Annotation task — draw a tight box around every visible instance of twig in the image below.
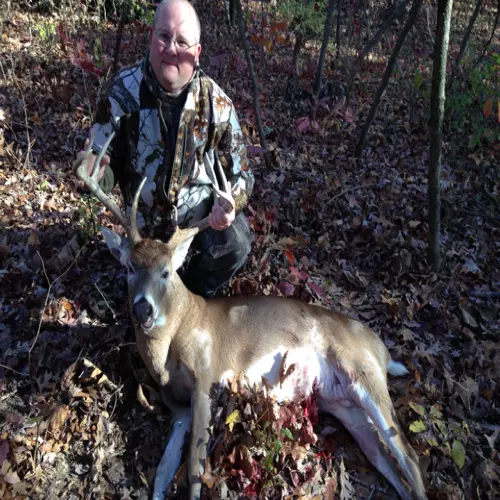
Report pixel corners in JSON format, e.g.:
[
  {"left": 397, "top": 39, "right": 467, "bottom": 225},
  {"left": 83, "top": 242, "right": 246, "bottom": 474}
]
[
  {"left": 468, "top": 290, "right": 500, "bottom": 298},
  {"left": 29, "top": 245, "right": 88, "bottom": 372},
  {"left": 454, "top": 209, "right": 500, "bottom": 225},
  {"left": 0, "top": 363, "right": 28, "bottom": 376},
  {"left": 94, "top": 283, "right": 117, "bottom": 319},
  {"left": 327, "top": 183, "right": 376, "bottom": 206},
  {"left": 350, "top": 475, "right": 394, "bottom": 498},
  {"left": 85, "top": 195, "right": 98, "bottom": 235},
  {"left": 9, "top": 56, "right": 34, "bottom": 171}
]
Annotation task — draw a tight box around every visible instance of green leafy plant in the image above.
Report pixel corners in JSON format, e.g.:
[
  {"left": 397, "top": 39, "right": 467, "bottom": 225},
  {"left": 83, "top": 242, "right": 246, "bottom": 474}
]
[
  {"left": 408, "top": 402, "right": 469, "bottom": 470},
  {"left": 75, "top": 195, "right": 101, "bottom": 239},
  {"left": 446, "top": 54, "right": 500, "bottom": 151},
  {"left": 35, "top": 21, "right": 56, "bottom": 43},
  {"left": 277, "top": 0, "right": 325, "bottom": 38}
]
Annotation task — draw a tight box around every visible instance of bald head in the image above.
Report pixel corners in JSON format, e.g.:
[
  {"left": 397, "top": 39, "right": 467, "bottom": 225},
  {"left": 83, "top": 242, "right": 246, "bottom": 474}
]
[{"left": 153, "top": 0, "right": 201, "bottom": 43}]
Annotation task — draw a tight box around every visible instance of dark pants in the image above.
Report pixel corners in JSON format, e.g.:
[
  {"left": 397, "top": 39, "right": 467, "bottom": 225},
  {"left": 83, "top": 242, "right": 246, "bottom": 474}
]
[{"left": 179, "top": 213, "right": 253, "bottom": 297}]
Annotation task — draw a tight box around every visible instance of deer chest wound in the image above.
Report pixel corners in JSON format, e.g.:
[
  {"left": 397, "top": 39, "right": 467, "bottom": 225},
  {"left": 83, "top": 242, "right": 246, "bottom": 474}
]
[{"left": 243, "top": 346, "right": 323, "bottom": 404}]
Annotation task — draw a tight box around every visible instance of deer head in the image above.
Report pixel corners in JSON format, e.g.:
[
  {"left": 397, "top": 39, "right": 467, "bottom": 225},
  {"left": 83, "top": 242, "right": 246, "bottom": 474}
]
[{"left": 74, "top": 132, "right": 233, "bottom": 330}]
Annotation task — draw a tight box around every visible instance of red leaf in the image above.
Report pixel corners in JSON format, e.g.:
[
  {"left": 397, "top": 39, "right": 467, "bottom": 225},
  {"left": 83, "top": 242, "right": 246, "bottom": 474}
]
[
  {"left": 307, "top": 281, "right": 325, "bottom": 296},
  {"left": 78, "top": 59, "right": 105, "bottom": 76},
  {"left": 303, "top": 396, "right": 319, "bottom": 424},
  {"left": 483, "top": 97, "right": 494, "bottom": 118},
  {"left": 278, "top": 281, "right": 295, "bottom": 297},
  {"left": 269, "top": 21, "right": 288, "bottom": 33},
  {"left": 290, "top": 266, "right": 309, "bottom": 281},
  {"left": 283, "top": 249, "right": 295, "bottom": 265},
  {"left": 299, "top": 419, "right": 317, "bottom": 446},
  {"left": 296, "top": 117, "right": 310, "bottom": 134}
]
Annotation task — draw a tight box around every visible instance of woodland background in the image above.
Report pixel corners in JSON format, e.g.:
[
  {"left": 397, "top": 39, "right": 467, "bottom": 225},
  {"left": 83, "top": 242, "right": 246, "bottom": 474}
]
[{"left": 0, "top": 0, "right": 499, "bottom": 498}]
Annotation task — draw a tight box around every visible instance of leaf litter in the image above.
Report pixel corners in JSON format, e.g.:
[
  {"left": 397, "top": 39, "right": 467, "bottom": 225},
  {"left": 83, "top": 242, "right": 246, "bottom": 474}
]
[{"left": 1, "top": 3, "right": 499, "bottom": 500}]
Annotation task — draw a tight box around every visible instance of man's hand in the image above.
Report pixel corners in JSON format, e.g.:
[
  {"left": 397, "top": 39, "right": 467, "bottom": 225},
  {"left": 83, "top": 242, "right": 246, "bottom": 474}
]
[
  {"left": 208, "top": 197, "right": 235, "bottom": 231},
  {"left": 75, "top": 138, "right": 110, "bottom": 190}
]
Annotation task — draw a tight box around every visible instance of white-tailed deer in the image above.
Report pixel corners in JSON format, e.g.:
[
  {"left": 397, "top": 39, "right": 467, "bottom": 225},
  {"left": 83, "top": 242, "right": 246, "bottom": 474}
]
[{"left": 75, "top": 135, "right": 427, "bottom": 500}]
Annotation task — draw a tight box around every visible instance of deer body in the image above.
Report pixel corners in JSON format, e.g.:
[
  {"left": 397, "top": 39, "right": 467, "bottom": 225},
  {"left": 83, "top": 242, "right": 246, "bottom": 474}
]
[
  {"left": 122, "top": 238, "right": 426, "bottom": 500},
  {"left": 75, "top": 138, "right": 427, "bottom": 500}
]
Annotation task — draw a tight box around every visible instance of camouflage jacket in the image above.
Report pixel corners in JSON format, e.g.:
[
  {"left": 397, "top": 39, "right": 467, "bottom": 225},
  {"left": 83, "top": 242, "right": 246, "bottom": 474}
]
[{"left": 90, "top": 56, "right": 254, "bottom": 229}]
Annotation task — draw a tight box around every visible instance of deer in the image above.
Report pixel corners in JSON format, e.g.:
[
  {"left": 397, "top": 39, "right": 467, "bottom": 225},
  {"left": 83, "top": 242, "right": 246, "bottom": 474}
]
[{"left": 74, "top": 133, "right": 427, "bottom": 500}]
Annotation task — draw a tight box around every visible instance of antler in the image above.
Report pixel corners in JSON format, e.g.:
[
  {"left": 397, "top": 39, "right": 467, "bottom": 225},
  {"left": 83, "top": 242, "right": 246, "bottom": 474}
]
[
  {"left": 178, "top": 153, "right": 235, "bottom": 232},
  {"left": 74, "top": 132, "right": 145, "bottom": 245}
]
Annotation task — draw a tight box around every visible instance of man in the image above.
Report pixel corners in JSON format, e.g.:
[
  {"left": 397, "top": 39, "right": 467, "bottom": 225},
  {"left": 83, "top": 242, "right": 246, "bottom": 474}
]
[{"left": 78, "top": 0, "right": 254, "bottom": 297}]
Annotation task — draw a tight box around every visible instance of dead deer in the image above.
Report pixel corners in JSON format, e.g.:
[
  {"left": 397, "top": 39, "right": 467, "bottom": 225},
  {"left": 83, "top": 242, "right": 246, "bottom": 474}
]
[{"left": 74, "top": 134, "right": 427, "bottom": 500}]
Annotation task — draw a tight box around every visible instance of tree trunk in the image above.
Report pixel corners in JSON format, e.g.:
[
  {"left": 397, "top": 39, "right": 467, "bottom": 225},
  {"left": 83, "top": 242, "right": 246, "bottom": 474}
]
[
  {"left": 313, "top": 0, "right": 336, "bottom": 95},
  {"left": 474, "top": 0, "right": 500, "bottom": 67},
  {"left": 229, "top": 0, "right": 237, "bottom": 28},
  {"left": 450, "top": 0, "right": 482, "bottom": 81},
  {"left": 291, "top": 32, "right": 304, "bottom": 76},
  {"left": 428, "top": 0, "right": 453, "bottom": 271},
  {"left": 355, "top": 0, "right": 424, "bottom": 156},
  {"left": 354, "top": 0, "right": 410, "bottom": 68},
  {"left": 336, "top": 0, "right": 341, "bottom": 58},
  {"left": 235, "top": 0, "right": 272, "bottom": 168},
  {"left": 112, "top": 0, "right": 132, "bottom": 74}
]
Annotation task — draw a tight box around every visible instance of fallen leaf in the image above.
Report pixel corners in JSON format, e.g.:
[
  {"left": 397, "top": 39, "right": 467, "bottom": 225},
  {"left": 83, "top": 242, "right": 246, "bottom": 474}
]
[
  {"left": 225, "top": 410, "right": 241, "bottom": 432},
  {"left": 339, "top": 458, "right": 355, "bottom": 500},
  {"left": 409, "top": 420, "right": 426, "bottom": 433},
  {"left": 409, "top": 402, "right": 426, "bottom": 417},
  {"left": 452, "top": 440, "right": 466, "bottom": 470}
]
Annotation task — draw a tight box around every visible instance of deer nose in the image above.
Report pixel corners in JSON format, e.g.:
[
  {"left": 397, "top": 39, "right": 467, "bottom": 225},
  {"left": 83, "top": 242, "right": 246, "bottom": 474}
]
[{"left": 133, "top": 298, "right": 154, "bottom": 327}]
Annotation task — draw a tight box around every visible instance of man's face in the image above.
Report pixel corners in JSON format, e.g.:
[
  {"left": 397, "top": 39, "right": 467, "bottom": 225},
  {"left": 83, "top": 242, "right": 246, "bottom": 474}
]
[{"left": 149, "top": 2, "right": 201, "bottom": 92}]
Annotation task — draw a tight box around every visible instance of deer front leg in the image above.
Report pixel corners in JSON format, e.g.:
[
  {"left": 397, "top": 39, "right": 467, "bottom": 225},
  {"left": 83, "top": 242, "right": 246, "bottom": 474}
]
[
  {"left": 152, "top": 408, "right": 191, "bottom": 500},
  {"left": 188, "top": 383, "right": 213, "bottom": 500}
]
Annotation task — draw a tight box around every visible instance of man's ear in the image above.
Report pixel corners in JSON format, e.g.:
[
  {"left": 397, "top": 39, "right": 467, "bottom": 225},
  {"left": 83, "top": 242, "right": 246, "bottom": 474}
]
[
  {"left": 168, "top": 227, "right": 198, "bottom": 271},
  {"left": 100, "top": 226, "right": 132, "bottom": 266}
]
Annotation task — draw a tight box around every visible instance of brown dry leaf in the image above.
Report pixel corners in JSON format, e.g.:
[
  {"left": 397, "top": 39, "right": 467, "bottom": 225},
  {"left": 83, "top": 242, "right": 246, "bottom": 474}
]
[
  {"left": 475, "top": 459, "right": 500, "bottom": 491},
  {"left": 455, "top": 376, "right": 479, "bottom": 410},
  {"left": 397, "top": 328, "right": 414, "bottom": 342},
  {"left": 459, "top": 305, "right": 478, "bottom": 329},
  {"left": 27, "top": 230, "right": 39, "bottom": 247},
  {"left": 48, "top": 404, "right": 70, "bottom": 435},
  {"left": 200, "top": 457, "right": 217, "bottom": 489}
]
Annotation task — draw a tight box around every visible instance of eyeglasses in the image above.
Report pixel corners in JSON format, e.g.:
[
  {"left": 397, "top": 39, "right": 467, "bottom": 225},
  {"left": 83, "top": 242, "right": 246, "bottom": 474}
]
[{"left": 153, "top": 30, "right": 198, "bottom": 51}]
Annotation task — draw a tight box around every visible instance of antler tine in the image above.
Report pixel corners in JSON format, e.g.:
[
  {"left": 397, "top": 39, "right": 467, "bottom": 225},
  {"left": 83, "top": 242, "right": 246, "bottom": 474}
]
[
  {"left": 74, "top": 131, "right": 129, "bottom": 230},
  {"left": 183, "top": 154, "right": 235, "bottom": 232},
  {"left": 129, "top": 177, "right": 147, "bottom": 244}
]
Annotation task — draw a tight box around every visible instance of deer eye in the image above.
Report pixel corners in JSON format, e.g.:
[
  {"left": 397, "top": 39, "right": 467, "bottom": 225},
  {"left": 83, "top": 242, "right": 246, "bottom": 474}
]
[{"left": 161, "top": 269, "right": 169, "bottom": 280}]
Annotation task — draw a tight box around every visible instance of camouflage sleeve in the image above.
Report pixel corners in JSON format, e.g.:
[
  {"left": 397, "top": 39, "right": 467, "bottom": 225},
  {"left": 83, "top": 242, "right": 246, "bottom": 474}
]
[
  {"left": 89, "top": 93, "right": 125, "bottom": 194},
  {"left": 217, "top": 105, "right": 254, "bottom": 212}
]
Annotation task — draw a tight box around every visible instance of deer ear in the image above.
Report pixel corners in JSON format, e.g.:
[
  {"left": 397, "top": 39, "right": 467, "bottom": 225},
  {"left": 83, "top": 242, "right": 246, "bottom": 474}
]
[
  {"left": 169, "top": 228, "right": 198, "bottom": 271},
  {"left": 100, "top": 226, "right": 132, "bottom": 266}
]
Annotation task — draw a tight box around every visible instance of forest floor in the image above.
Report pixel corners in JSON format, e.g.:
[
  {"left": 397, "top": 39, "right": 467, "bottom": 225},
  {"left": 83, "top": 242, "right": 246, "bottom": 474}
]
[{"left": 0, "top": 1, "right": 499, "bottom": 499}]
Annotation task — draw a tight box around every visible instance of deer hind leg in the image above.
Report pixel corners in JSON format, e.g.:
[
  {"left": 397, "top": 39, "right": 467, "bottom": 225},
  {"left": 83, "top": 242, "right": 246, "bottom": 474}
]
[
  {"left": 153, "top": 408, "right": 191, "bottom": 500},
  {"left": 337, "top": 381, "right": 426, "bottom": 500},
  {"left": 323, "top": 400, "right": 415, "bottom": 500}
]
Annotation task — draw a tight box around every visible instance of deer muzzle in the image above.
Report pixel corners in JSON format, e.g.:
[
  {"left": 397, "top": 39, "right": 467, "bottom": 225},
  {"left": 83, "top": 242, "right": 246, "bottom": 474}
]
[{"left": 133, "top": 298, "right": 155, "bottom": 329}]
